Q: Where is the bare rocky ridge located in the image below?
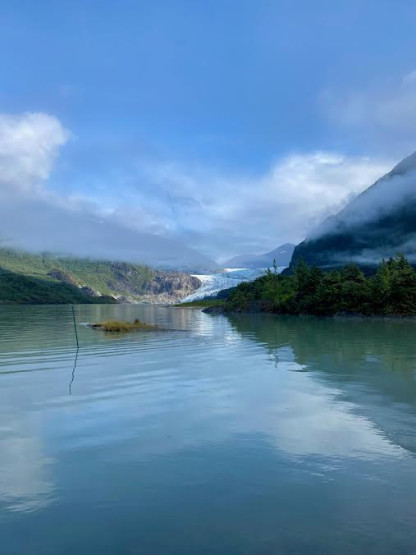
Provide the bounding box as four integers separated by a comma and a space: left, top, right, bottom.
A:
112, 271, 201, 304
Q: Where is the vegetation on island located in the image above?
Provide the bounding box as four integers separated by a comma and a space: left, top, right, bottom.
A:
216, 255, 416, 317
90, 319, 159, 332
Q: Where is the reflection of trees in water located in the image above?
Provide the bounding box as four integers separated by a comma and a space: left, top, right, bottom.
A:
227, 313, 416, 408
227, 313, 416, 455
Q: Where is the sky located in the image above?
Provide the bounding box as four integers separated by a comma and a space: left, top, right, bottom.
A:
0, 0, 416, 265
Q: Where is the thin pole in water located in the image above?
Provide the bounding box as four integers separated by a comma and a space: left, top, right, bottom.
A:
71, 304, 79, 349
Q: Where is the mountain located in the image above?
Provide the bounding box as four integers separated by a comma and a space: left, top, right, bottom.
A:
224, 243, 295, 269
288, 151, 416, 272
0, 267, 117, 305
0, 248, 201, 304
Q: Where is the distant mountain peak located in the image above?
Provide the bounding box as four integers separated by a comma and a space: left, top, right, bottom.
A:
224, 243, 295, 269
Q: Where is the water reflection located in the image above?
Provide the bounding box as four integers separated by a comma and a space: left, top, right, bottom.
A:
227, 314, 416, 454
0, 412, 55, 513
1, 306, 416, 554
227, 313, 416, 378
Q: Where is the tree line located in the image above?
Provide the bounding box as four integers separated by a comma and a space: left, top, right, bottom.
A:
225, 255, 416, 316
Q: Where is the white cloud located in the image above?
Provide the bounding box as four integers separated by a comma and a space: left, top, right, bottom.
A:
0, 111, 393, 264
112, 153, 392, 259
322, 70, 416, 151
0, 113, 217, 269
0, 112, 69, 192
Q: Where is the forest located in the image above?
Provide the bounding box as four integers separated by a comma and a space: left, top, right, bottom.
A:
224, 255, 416, 317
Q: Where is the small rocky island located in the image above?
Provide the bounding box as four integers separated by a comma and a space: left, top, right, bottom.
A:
89, 319, 160, 332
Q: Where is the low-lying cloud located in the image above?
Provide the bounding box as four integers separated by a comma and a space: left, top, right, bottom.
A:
0, 111, 394, 265
307, 152, 416, 265
112, 152, 391, 260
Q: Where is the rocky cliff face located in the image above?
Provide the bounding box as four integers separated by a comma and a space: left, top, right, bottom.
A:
111, 271, 201, 304
50, 266, 201, 304
288, 152, 416, 272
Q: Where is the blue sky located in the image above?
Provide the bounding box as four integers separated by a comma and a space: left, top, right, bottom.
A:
0, 0, 416, 263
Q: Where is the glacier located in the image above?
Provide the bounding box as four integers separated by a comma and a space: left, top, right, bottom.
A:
181, 267, 286, 302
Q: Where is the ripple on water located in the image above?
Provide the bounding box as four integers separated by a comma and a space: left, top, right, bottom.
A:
2, 306, 416, 553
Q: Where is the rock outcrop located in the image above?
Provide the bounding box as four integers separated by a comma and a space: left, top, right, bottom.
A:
111, 271, 201, 304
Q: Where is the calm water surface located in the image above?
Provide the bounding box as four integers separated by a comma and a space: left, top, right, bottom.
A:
1, 305, 416, 554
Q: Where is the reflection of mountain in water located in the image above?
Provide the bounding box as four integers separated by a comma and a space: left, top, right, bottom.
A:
226, 314, 416, 454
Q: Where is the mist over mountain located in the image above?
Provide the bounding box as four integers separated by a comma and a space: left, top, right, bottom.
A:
289, 151, 416, 271
224, 244, 295, 269
0, 194, 218, 273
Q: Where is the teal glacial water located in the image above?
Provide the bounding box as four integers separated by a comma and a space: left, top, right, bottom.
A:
1, 305, 416, 554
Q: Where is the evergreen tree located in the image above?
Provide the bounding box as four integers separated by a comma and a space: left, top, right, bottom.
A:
294, 257, 310, 291
312, 271, 342, 315
370, 259, 391, 315
339, 263, 369, 314
388, 254, 416, 315
226, 254, 416, 317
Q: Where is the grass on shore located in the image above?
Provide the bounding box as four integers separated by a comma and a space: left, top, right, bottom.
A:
90, 318, 159, 332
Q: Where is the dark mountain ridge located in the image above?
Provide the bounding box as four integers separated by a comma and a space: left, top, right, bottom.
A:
288, 151, 416, 272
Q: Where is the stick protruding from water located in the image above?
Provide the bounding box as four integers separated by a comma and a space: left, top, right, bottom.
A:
71, 304, 79, 349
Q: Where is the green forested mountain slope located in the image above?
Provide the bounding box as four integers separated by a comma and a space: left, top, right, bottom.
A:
0, 248, 199, 304
0, 268, 115, 304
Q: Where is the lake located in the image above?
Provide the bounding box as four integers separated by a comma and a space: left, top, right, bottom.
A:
1, 305, 416, 554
